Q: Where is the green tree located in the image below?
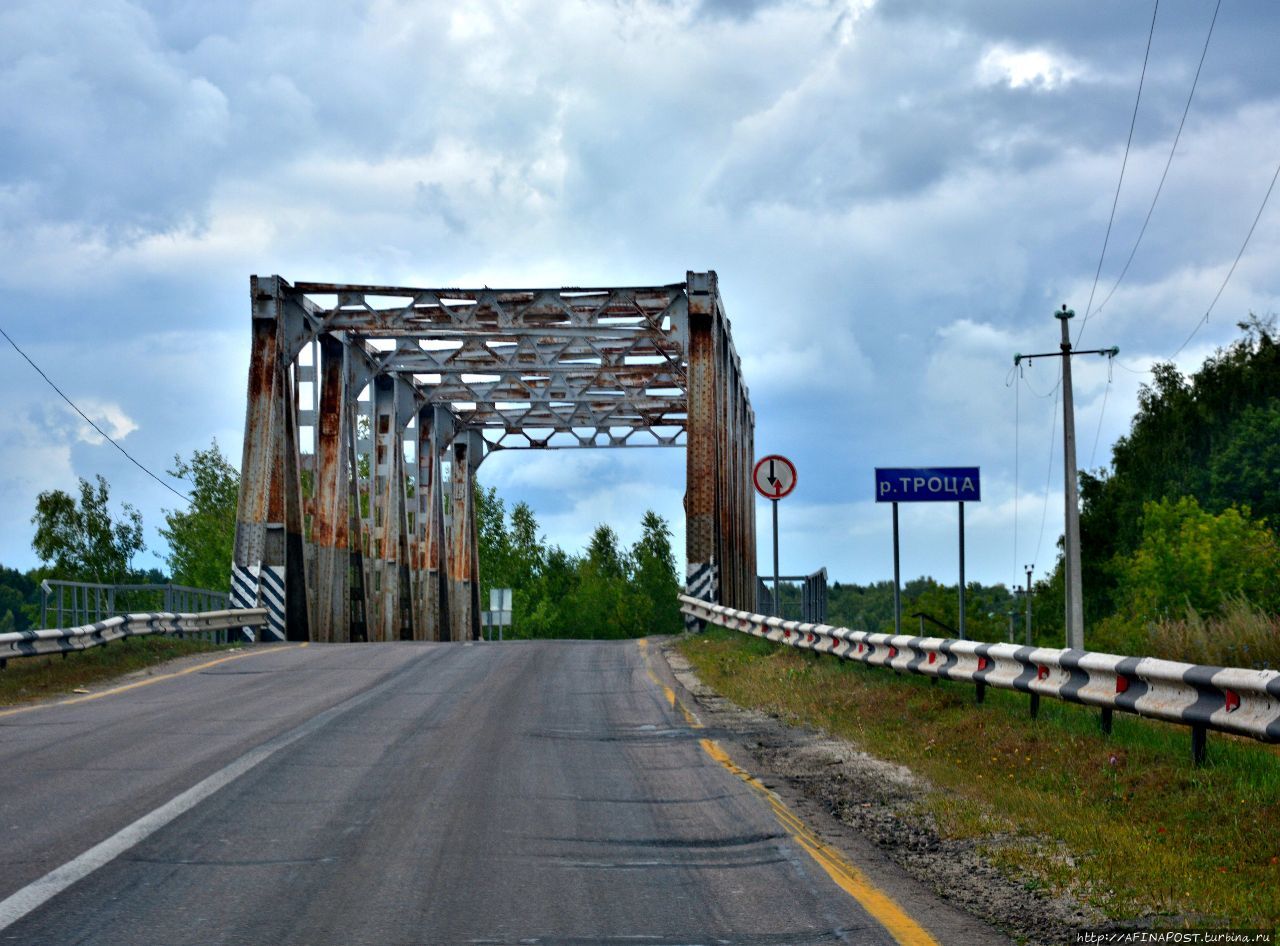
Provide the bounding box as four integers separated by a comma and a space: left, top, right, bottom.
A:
158, 441, 239, 591
1080, 316, 1280, 624
31, 475, 144, 583
1115, 496, 1280, 620
631, 510, 683, 636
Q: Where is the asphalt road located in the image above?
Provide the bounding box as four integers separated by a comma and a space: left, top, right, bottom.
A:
0, 640, 1000, 945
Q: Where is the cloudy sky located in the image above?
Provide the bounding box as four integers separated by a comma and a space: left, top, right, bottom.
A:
2, 0, 1278, 590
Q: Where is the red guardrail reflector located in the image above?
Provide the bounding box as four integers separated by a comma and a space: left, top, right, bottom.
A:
807, 633, 816, 643
888, 646, 898, 658
783, 629, 791, 638
1225, 689, 1241, 713
977, 657, 989, 671
1037, 665, 1049, 680
927, 652, 936, 664
1116, 676, 1130, 694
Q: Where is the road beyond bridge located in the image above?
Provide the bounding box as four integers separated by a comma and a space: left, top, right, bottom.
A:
230, 273, 756, 644
0, 640, 1005, 945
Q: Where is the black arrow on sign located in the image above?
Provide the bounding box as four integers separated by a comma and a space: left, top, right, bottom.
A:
768, 459, 781, 496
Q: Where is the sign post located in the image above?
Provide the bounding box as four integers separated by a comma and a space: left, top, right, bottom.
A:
875, 467, 980, 638
753, 455, 797, 618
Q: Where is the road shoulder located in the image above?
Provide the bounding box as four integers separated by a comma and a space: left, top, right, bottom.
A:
655, 636, 1095, 946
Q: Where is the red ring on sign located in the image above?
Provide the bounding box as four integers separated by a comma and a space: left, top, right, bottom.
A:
752, 454, 798, 500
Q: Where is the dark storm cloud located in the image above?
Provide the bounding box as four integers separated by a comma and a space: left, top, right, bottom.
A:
0, 0, 1276, 585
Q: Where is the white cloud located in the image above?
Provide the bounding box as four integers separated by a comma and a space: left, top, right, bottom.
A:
978, 44, 1083, 90
68, 400, 138, 446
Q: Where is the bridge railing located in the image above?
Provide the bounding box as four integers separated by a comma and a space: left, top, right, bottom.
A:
679, 594, 1280, 765
755, 568, 827, 622
1, 609, 269, 667
39, 580, 230, 635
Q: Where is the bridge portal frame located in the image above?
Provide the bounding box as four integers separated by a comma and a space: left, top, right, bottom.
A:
231, 272, 754, 642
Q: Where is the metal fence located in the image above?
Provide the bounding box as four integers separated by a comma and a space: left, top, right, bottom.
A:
755, 568, 827, 623
680, 594, 1280, 765
40, 581, 229, 633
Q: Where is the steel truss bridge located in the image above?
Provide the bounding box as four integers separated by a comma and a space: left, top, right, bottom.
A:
231, 272, 755, 642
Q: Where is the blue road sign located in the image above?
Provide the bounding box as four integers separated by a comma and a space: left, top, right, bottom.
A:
875, 467, 980, 503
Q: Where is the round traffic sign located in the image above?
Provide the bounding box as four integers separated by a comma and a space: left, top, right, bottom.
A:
753, 455, 797, 500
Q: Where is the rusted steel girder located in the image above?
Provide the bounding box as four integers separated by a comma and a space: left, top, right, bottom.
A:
232, 272, 754, 641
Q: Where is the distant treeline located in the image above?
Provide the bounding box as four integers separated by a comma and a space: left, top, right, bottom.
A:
475, 486, 683, 639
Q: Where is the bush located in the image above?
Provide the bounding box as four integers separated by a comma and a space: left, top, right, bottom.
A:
1114, 496, 1280, 621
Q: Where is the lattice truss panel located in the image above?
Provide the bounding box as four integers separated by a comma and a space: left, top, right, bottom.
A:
231, 273, 755, 646
302, 282, 691, 451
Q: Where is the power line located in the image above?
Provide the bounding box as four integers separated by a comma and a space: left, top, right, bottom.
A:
1078, 0, 1160, 347
1019, 369, 1061, 399
1088, 357, 1116, 469
0, 325, 191, 504
1172, 154, 1280, 358
1094, 0, 1220, 319
1032, 365, 1062, 572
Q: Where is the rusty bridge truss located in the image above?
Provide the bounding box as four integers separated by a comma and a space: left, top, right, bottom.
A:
231, 272, 755, 642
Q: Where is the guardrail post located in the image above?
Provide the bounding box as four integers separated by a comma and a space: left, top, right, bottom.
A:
1191, 724, 1207, 766
975, 680, 986, 704
1029, 693, 1040, 719
1100, 707, 1113, 735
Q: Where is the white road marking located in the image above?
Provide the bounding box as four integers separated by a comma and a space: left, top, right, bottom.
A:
0, 651, 432, 933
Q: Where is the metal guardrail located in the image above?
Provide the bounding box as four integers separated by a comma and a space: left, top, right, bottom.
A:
39, 580, 230, 630
679, 594, 1280, 764
0, 609, 269, 667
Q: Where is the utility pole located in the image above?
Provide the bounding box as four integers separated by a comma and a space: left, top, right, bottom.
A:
1014, 306, 1117, 651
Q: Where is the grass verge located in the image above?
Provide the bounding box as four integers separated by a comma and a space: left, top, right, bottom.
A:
0, 637, 233, 706
678, 626, 1280, 931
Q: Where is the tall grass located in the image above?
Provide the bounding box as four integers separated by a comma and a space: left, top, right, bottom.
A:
1147, 595, 1280, 669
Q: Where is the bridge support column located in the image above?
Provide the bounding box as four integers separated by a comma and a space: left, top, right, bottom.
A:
367, 376, 418, 641
685, 271, 755, 612
231, 276, 312, 642
686, 278, 718, 604
311, 334, 350, 642
417, 407, 451, 640
448, 431, 483, 643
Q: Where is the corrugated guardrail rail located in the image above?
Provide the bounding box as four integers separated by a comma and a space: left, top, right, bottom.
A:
679, 594, 1280, 764
0, 609, 270, 667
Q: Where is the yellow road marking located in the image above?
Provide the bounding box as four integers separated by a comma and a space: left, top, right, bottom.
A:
698, 737, 939, 946
638, 633, 937, 945
637, 639, 700, 722
0, 643, 308, 719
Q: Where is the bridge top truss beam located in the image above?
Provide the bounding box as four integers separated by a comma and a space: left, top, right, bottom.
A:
276, 278, 739, 453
